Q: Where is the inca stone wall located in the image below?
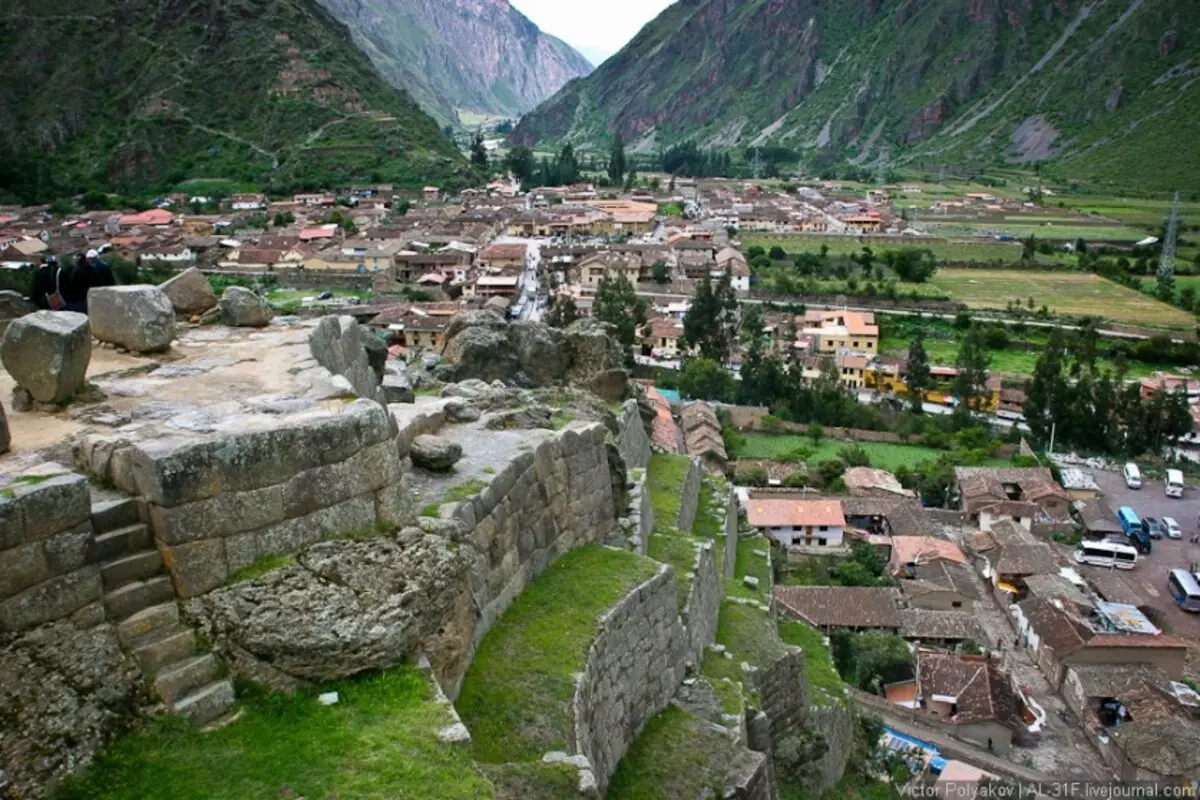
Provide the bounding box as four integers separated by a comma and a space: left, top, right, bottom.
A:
725, 749, 775, 800
806, 703, 856, 792
441, 422, 619, 694
723, 487, 739, 577
754, 648, 810, 748
1, 467, 101, 633
307, 316, 385, 404
78, 400, 411, 597
676, 457, 702, 533
615, 399, 651, 470
683, 540, 722, 662
573, 565, 688, 792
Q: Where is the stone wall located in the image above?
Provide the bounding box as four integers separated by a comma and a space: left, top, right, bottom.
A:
573, 565, 688, 792
1, 467, 100, 633
683, 540, 722, 663
307, 316, 385, 404
725, 749, 775, 800
754, 648, 809, 748
806, 703, 856, 793
723, 487, 740, 578
615, 399, 651, 471
78, 400, 411, 598
441, 422, 620, 694
676, 457, 702, 533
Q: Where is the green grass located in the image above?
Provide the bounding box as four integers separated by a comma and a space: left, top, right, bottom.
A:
693, 480, 722, 539
741, 233, 1064, 266
418, 503, 442, 518
734, 536, 772, 597
647, 453, 692, 524
456, 545, 659, 763
732, 433, 1010, 471
227, 554, 295, 584
777, 620, 846, 708
715, 601, 785, 673
443, 479, 488, 503
606, 705, 747, 800
931, 269, 1197, 330
708, 677, 744, 716
267, 288, 370, 303
53, 667, 492, 800
648, 526, 700, 610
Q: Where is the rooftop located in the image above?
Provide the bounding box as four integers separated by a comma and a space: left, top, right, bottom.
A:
774, 586, 902, 629
745, 499, 846, 529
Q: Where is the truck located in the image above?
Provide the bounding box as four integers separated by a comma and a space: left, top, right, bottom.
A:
1166, 469, 1184, 499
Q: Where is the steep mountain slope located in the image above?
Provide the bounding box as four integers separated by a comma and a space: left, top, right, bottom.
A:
0, 0, 471, 202
511, 0, 1200, 189
316, 0, 594, 125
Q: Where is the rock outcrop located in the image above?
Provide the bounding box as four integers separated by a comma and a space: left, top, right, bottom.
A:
159, 268, 217, 315
0, 403, 8, 453
0, 311, 91, 403
438, 313, 626, 396
308, 316, 385, 404
184, 534, 471, 690
0, 290, 36, 337
218, 287, 274, 328
410, 434, 462, 471
88, 285, 176, 353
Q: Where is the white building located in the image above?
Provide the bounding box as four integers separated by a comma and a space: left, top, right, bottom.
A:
744, 498, 846, 547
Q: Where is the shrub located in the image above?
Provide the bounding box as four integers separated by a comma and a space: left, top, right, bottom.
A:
735, 467, 769, 487
837, 445, 870, 468
816, 458, 846, 486
782, 471, 809, 488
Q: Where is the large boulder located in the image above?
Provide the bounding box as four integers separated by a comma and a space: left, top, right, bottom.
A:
0, 311, 91, 403
410, 434, 462, 471
0, 402, 9, 453
88, 285, 176, 353
159, 268, 217, 315
439, 315, 519, 384
184, 536, 471, 689
0, 290, 36, 337
509, 321, 568, 385
308, 316, 384, 403
218, 286, 274, 327
563, 317, 625, 380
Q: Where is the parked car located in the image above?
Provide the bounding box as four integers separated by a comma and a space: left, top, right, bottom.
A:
1163, 517, 1183, 539
1123, 463, 1142, 489
1143, 517, 1164, 539
1166, 469, 1185, 499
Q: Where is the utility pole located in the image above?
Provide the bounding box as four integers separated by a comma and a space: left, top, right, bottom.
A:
751, 147, 762, 181
1158, 190, 1180, 286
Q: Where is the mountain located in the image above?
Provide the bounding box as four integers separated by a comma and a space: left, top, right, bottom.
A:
0, 0, 472, 203
511, 0, 1200, 189
315, 0, 594, 125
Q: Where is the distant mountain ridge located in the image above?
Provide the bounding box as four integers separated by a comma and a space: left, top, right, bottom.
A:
511, 0, 1200, 189
316, 0, 594, 125
0, 0, 470, 202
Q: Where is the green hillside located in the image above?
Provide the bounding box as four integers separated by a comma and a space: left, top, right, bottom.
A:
0, 0, 473, 202
510, 0, 1200, 191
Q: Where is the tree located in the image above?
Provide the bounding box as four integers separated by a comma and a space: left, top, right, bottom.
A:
607, 132, 627, 186
954, 325, 992, 420
831, 631, 914, 692
1024, 329, 1069, 444
651, 261, 670, 284
555, 143, 580, 185
679, 357, 736, 402
544, 294, 578, 328
592, 274, 645, 356
885, 248, 937, 283
906, 330, 931, 414
769, 245, 787, 261
469, 130, 489, 171
683, 270, 739, 363
505, 147, 536, 189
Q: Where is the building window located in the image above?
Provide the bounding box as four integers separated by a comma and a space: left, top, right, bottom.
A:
817, 538, 827, 546
819, 525, 828, 532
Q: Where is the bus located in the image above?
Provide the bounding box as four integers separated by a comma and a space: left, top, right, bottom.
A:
1074, 541, 1139, 570
1167, 569, 1200, 612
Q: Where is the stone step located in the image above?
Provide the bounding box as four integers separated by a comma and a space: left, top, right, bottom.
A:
90, 524, 152, 563
154, 654, 220, 704
90, 497, 140, 535
101, 549, 163, 590
175, 680, 237, 726
133, 626, 195, 675
104, 576, 175, 620
201, 708, 245, 732
117, 602, 180, 647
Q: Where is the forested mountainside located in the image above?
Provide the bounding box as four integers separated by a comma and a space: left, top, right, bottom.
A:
0, 0, 471, 202
316, 0, 593, 125
511, 0, 1200, 189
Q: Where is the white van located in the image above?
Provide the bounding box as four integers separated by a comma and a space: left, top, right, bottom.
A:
1123, 463, 1142, 489
1166, 469, 1184, 499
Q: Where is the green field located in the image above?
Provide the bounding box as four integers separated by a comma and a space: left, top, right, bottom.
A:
741, 233, 1065, 266
931, 269, 1196, 329
917, 220, 1146, 242
731, 434, 1008, 470
1057, 195, 1200, 230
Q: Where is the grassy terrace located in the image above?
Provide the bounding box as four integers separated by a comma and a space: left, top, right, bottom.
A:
777, 620, 847, 709
732, 433, 1010, 470
607, 705, 753, 799
646, 454, 702, 608
456, 545, 659, 764
54, 668, 491, 800
701, 601, 785, 687
646, 453, 692, 525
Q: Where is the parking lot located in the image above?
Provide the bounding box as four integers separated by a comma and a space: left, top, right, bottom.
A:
1089, 469, 1200, 641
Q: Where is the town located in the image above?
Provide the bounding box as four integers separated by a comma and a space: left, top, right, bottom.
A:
2, 171, 1199, 799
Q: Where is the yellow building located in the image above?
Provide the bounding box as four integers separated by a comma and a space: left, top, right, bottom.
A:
801, 310, 879, 355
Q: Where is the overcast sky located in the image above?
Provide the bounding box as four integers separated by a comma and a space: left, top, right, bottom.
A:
509, 0, 676, 65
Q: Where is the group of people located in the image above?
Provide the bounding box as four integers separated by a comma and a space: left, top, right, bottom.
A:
28, 251, 116, 314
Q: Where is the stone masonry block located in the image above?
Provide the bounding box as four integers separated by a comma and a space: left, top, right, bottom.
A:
0, 542, 49, 600
225, 531, 261, 574
255, 494, 376, 560
150, 484, 285, 545
159, 538, 229, 598
9, 471, 90, 546
0, 566, 102, 632
280, 440, 399, 518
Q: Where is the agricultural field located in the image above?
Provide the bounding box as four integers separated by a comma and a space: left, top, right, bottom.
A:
1057, 195, 1200, 230
740, 233, 1062, 266
730, 434, 1009, 470
916, 220, 1146, 242
931, 269, 1196, 330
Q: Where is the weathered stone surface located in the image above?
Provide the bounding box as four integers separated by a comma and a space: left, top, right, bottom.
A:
308, 315, 383, 402
444, 399, 480, 423
586, 368, 629, 403
184, 535, 471, 688
159, 267, 218, 315
0, 620, 143, 798
0, 468, 90, 550
218, 286, 274, 327
382, 372, 414, 404
0, 310, 91, 403
484, 405, 553, 430
88, 285, 176, 353
410, 434, 462, 471
0, 566, 102, 633
0, 290, 36, 337
159, 538, 228, 598
562, 318, 625, 381
0, 402, 9, 454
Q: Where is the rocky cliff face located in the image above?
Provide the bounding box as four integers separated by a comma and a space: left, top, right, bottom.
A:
316, 0, 593, 124
511, 0, 1200, 189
